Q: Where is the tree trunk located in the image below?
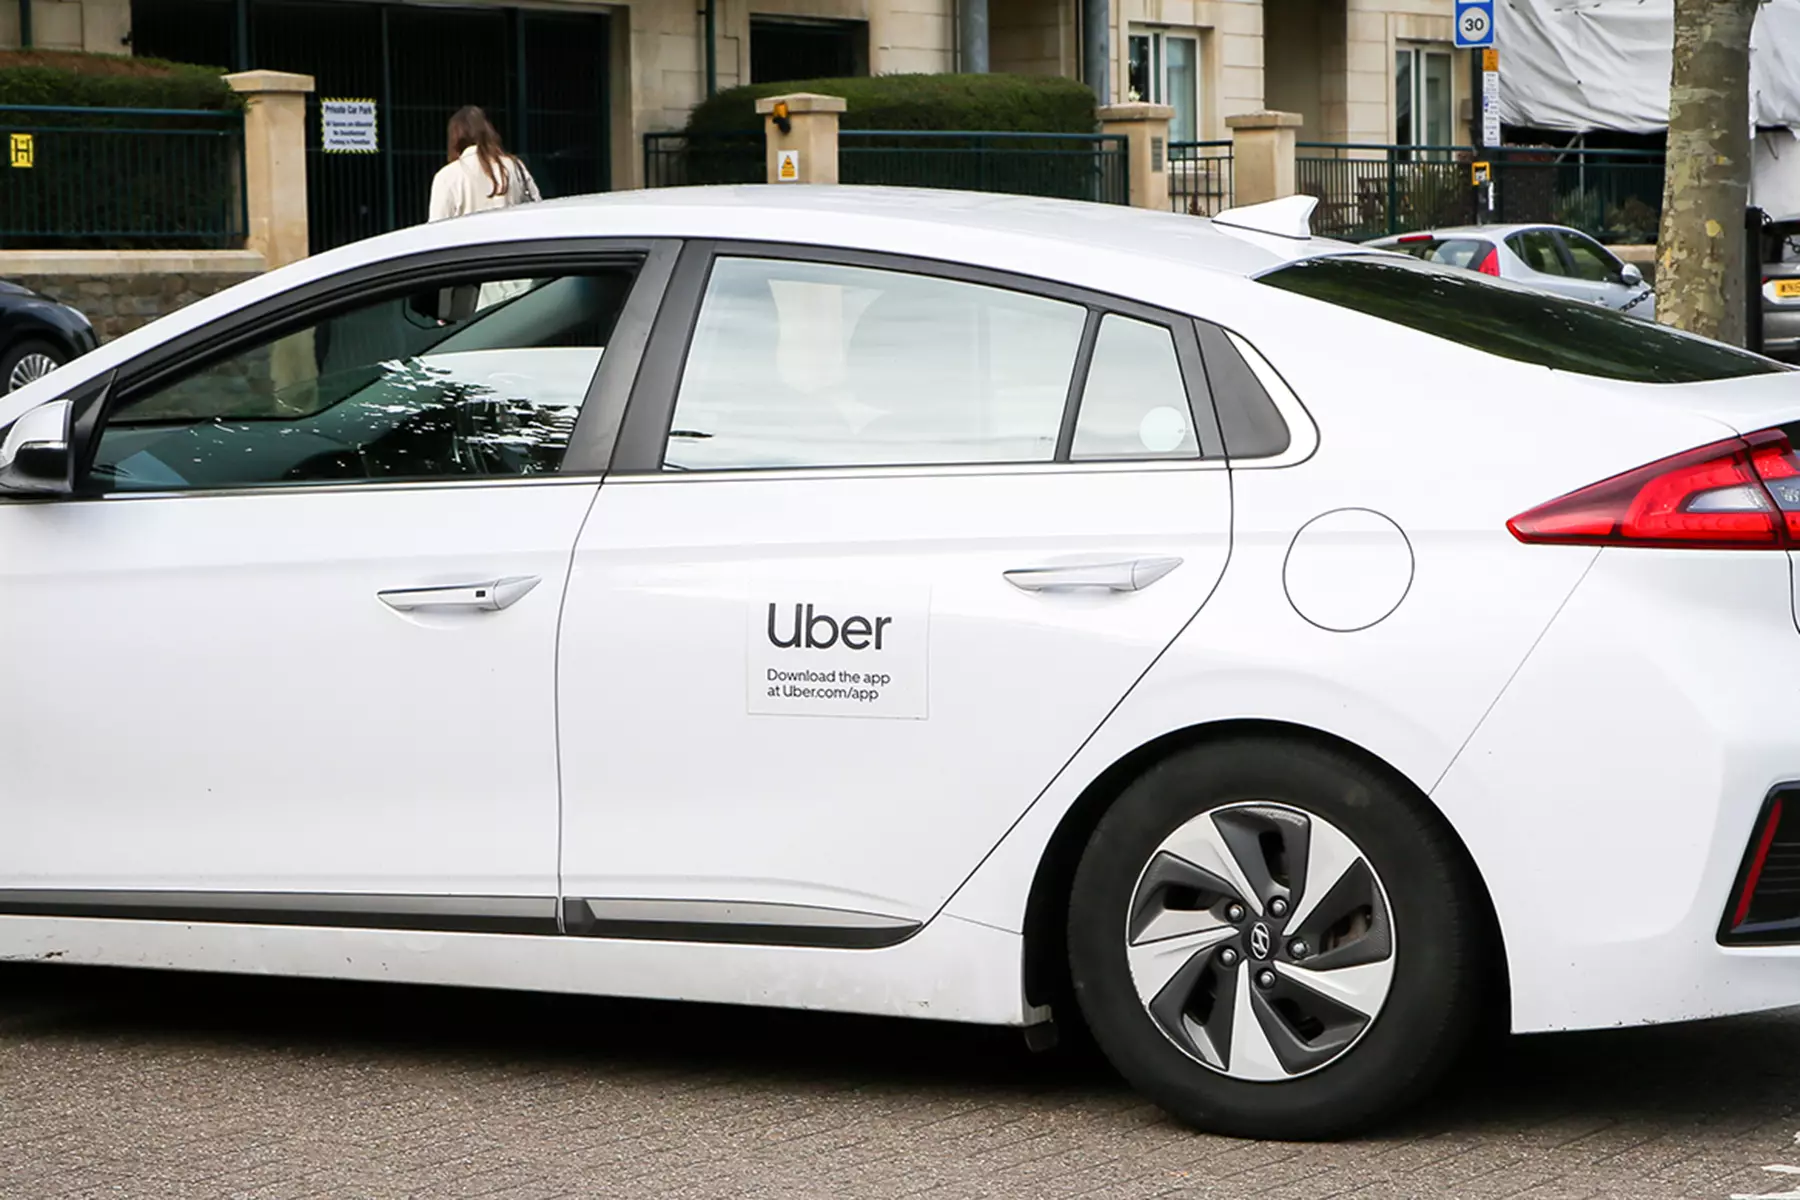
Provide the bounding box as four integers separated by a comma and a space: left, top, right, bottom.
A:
1655, 0, 1759, 343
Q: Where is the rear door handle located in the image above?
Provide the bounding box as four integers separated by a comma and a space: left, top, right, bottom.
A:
378, 575, 541, 612
1003, 557, 1182, 593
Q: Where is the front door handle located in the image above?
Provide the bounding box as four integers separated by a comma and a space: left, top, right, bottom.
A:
378, 575, 541, 612
1003, 557, 1182, 593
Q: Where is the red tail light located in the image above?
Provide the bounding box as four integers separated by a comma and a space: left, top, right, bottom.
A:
1508, 428, 1800, 549
1475, 247, 1500, 276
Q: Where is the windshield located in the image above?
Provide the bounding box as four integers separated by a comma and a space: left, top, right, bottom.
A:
1260, 254, 1785, 384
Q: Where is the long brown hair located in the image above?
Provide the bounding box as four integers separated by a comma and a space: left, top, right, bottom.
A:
446, 105, 512, 198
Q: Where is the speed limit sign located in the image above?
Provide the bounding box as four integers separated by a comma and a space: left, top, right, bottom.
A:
1456, 0, 1495, 46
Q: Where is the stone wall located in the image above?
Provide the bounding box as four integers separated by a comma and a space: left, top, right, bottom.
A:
0, 251, 266, 345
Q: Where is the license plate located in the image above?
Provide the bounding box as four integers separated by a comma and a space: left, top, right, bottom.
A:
1775, 279, 1800, 299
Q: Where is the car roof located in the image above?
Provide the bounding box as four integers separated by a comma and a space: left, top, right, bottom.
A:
1373, 223, 1572, 242
325, 184, 1357, 281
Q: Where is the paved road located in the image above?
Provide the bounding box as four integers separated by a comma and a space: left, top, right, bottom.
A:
2, 962, 1797, 1200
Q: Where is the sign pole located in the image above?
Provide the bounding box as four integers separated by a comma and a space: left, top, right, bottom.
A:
1456, 0, 1497, 221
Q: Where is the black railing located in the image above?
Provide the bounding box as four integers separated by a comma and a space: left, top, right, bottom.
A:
0, 105, 246, 249
642, 129, 1130, 206
642, 131, 764, 188
1295, 141, 1665, 243
838, 131, 1128, 205
1168, 140, 1232, 215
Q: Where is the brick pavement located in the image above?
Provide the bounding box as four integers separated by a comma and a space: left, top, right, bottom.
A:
1, 962, 1797, 1200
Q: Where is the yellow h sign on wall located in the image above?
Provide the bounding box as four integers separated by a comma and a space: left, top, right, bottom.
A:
9, 133, 34, 168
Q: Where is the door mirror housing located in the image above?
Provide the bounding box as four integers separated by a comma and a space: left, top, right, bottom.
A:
1619, 262, 1645, 287
407, 284, 479, 326
0, 398, 75, 495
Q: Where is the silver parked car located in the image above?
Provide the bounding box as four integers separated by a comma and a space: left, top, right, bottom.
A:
1368, 223, 1656, 321
1759, 215, 1800, 361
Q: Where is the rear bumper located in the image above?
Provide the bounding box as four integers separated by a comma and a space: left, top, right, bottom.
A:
1433, 548, 1800, 1032
1762, 307, 1800, 356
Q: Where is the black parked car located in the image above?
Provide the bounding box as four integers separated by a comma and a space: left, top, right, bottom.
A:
0, 282, 97, 395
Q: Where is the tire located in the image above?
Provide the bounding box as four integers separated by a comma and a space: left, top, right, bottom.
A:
0, 339, 67, 395
1067, 736, 1488, 1140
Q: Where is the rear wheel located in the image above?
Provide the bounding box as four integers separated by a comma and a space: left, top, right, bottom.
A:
1, 340, 66, 395
1067, 736, 1487, 1139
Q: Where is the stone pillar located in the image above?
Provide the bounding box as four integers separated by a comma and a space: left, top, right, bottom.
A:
224, 69, 315, 270
1099, 103, 1174, 210
1226, 110, 1304, 207
756, 92, 847, 185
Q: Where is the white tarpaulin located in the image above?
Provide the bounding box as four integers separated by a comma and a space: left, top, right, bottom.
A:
1496, 0, 1800, 133
1496, 0, 1800, 212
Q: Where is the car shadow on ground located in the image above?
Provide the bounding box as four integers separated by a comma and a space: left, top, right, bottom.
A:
2, 960, 1797, 1138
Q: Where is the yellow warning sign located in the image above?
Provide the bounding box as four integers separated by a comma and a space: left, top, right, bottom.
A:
1471, 160, 1491, 186
777, 149, 800, 182
1482, 47, 1498, 72
9, 133, 33, 169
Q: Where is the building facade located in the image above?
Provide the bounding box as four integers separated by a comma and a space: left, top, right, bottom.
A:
4, 0, 1470, 200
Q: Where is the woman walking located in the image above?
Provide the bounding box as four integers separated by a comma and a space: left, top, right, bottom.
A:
428, 105, 540, 222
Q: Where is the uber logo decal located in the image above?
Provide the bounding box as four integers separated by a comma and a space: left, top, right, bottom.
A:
747, 588, 930, 720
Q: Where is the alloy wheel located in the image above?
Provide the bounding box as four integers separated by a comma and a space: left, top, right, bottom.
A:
1125, 800, 1396, 1081
7, 352, 60, 393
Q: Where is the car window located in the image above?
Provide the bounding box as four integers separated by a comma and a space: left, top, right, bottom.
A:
1507, 230, 1566, 276
1386, 238, 1487, 269
1071, 315, 1199, 461
90, 270, 635, 492
1260, 254, 1783, 383
1560, 232, 1622, 283
664, 257, 1086, 471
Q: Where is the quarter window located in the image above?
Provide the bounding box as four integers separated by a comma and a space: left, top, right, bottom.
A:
91, 270, 635, 492
1072, 315, 1199, 461
664, 258, 1087, 471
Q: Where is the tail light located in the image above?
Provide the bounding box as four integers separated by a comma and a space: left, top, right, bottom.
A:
1508, 428, 1800, 549
1475, 247, 1500, 276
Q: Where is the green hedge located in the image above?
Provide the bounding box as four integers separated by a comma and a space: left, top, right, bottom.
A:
684, 73, 1095, 135
0, 50, 241, 110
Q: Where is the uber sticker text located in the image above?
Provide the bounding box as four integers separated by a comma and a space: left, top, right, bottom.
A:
747, 591, 929, 719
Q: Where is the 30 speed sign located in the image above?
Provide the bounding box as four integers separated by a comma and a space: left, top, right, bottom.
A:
1455, 0, 1495, 46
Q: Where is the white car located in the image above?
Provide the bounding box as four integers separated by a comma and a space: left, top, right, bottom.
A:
0, 187, 1794, 1140
1368, 222, 1657, 320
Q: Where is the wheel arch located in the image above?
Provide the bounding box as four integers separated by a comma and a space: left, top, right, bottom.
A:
1019, 717, 1511, 1037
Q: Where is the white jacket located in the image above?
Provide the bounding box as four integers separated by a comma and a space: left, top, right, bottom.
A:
428, 145, 539, 222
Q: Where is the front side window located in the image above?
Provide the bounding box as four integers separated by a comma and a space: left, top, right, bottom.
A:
1508, 230, 1567, 276
1260, 254, 1783, 383
91, 269, 635, 492
664, 258, 1087, 471
1561, 232, 1624, 282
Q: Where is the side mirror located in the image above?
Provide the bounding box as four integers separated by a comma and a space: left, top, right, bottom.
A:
0, 399, 74, 495
1620, 263, 1645, 287
407, 284, 479, 325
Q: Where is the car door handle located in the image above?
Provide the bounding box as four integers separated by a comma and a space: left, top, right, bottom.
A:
1003, 557, 1182, 593
378, 575, 542, 612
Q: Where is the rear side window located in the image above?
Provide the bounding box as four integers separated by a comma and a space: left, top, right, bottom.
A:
1260, 255, 1784, 383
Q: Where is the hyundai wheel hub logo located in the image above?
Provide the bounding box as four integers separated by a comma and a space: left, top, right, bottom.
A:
1250, 921, 1272, 959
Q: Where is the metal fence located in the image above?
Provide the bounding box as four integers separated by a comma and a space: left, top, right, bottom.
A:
0, 105, 246, 249
1295, 141, 1665, 243
838, 131, 1128, 205
1489, 146, 1664, 244
643, 130, 1130, 206
642, 131, 765, 188
1168, 140, 1232, 215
